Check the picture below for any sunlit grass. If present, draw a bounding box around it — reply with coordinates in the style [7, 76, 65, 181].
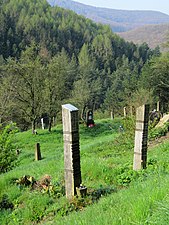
[0, 118, 169, 224]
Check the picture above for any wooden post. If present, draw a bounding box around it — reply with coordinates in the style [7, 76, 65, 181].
[133, 104, 149, 170]
[35, 143, 41, 161]
[62, 104, 82, 199]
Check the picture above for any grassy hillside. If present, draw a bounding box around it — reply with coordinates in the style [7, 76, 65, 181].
[48, 0, 169, 32]
[0, 118, 169, 224]
[119, 23, 169, 51]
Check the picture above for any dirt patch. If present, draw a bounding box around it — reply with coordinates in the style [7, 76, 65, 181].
[148, 132, 169, 149]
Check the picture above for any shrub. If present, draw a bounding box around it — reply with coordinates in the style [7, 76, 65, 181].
[112, 116, 135, 152]
[0, 123, 18, 173]
[149, 122, 169, 140]
[0, 194, 14, 210]
[15, 175, 65, 197]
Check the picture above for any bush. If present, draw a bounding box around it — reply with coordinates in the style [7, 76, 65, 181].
[116, 168, 145, 186]
[0, 123, 18, 173]
[149, 122, 169, 140]
[0, 194, 14, 210]
[112, 116, 135, 152]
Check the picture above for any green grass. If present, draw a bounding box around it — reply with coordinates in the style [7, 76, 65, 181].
[49, 173, 169, 225]
[0, 117, 169, 224]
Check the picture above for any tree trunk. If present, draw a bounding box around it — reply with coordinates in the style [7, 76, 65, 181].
[48, 117, 52, 132]
[81, 105, 87, 122]
[32, 120, 36, 134]
[124, 107, 127, 117]
[111, 110, 114, 119]
[53, 117, 56, 126]
[130, 106, 133, 116]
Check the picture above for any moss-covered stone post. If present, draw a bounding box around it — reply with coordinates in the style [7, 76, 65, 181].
[62, 104, 82, 199]
[133, 104, 149, 170]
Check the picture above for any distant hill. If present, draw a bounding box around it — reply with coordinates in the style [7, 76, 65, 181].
[47, 0, 169, 32]
[118, 24, 169, 51]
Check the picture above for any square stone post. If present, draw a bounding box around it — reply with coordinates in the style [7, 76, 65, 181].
[62, 104, 82, 199]
[41, 118, 45, 130]
[157, 101, 160, 112]
[133, 104, 149, 170]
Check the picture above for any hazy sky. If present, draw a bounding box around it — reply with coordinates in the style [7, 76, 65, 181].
[74, 0, 169, 15]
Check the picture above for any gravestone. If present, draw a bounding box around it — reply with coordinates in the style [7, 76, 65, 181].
[110, 110, 114, 120]
[35, 143, 41, 161]
[41, 118, 45, 130]
[157, 101, 160, 112]
[86, 110, 95, 127]
[62, 104, 82, 199]
[41, 114, 49, 129]
[124, 107, 127, 117]
[133, 104, 149, 170]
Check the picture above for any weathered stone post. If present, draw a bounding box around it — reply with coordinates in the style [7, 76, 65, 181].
[35, 143, 41, 161]
[41, 118, 45, 130]
[110, 111, 114, 120]
[133, 104, 149, 170]
[124, 107, 127, 117]
[62, 104, 82, 199]
[157, 101, 160, 112]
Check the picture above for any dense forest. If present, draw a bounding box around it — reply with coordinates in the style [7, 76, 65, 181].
[0, 0, 168, 132]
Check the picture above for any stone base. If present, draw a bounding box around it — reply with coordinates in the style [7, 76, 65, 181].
[76, 186, 87, 197]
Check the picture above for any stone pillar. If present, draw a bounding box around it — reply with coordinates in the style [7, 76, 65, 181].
[133, 104, 149, 170]
[62, 104, 82, 199]
[41, 118, 45, 130]
[157, 101, 160, 112]
[124, 107, 127, 117]
[35, 143, 41, 161]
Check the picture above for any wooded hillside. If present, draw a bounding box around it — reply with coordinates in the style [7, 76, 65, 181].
[48, 0, 169, 32]
[0, 0, 165, 131]
[48, 0, 169, 50]
[118, 24, 169, 51]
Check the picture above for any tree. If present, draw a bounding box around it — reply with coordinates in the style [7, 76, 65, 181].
[112, 57, 138, 109]
[104, 87, 121, 119]
[131, 88, 153, 109]
[140, 53, 169, 112]
[0, 123, 17, 173]
[91, 34, 115, 72]
[5, 45, 45, 133]
[44, 49, 77, 131]
[71, 44, 102, 117]
[0, 74, 15, 124]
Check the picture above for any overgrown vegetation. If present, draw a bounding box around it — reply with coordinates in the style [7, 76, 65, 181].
[149, 122, 169, 140]
[0, 123, 18, 173]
